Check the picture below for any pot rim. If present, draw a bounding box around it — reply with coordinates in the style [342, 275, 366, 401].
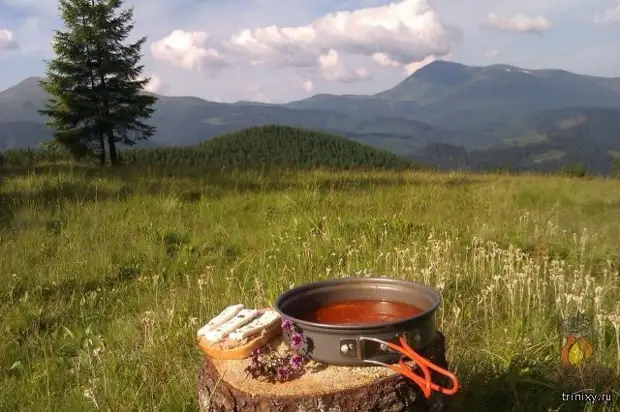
[273, 276, 441, 331]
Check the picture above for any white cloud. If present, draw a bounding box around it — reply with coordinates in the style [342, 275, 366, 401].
[371, 49, 453, 76]
[371, 52, 400, 67]
[226, 0, 457, 65]
[485, 49, 499, 59]
[0, 29, 19, 50]
[150, 0, 458, 84]
[594, 1, 620, 24]
[403, 54, 451, 75]
[302, 80, 314, 93]
[243, 85, 271, 102]
[317, 49, 370, 82]
[221, 0, 457, 74]
[150, 30, 226, 71]
[144, 74, 165, 93]
[483, 12, 551, 33]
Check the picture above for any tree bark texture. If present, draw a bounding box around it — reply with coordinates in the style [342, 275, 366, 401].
[197, 332, 450, 412]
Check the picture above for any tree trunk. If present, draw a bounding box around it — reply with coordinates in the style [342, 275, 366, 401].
[107, 130, 118, 166]
[197, 332, 450, 412]
[98, 132, 106, 166]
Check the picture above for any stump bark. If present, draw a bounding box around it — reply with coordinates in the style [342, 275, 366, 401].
[197, 332, 450, 412]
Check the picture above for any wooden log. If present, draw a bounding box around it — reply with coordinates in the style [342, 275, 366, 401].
[197, 331, 450, 412]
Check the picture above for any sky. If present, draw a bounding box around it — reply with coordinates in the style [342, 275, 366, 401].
[0, 0, 619, 103]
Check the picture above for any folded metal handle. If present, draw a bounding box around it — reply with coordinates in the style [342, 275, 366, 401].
[358, 336, 459, 399]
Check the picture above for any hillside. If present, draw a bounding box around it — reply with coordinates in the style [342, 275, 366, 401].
[1, 60, 620, 170]
[524, 107, 620, 148]
[3, 165, 619, 411]
[120, 125, 415, 170]
[409, 136, 618, 175]
[373, 61, 620, 138]
[0, 80, 450, 153]
[288, 62, 620, 147]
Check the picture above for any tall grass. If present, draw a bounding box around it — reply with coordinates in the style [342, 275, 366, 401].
[1, 165, 619, 411]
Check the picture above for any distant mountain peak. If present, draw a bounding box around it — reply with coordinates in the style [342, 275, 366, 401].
[400, 60, 473, 87]
[418, 59, 467, 70]
[0, 76, 46, 102]
[1, 76, 43, 93]
[21, 76, 44, 83]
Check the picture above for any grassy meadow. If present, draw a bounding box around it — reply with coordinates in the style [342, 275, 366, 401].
[1, 163, 620, 411]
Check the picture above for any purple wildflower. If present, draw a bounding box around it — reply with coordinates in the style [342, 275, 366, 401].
[251, 347, 265, 357]
[281, 319, 293, 331]
[289, 354, 304, 369]
[289, 332, 304, 349]
[276, 366, 290, 381]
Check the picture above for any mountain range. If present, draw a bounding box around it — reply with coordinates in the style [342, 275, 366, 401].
[1, 60, 620, 173]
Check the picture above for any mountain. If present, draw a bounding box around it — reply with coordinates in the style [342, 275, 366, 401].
[408, 107, 620, 174]
[1, 60, 619, 173]
[121, 125, 415, 171]
[0, 121, 53, 149]
[517, 107, 620, 147]
[409, 135, 618, 175]
[288, 61, 620, 146]
[0, 79, 452, 153]
[377, 61, 620, 131]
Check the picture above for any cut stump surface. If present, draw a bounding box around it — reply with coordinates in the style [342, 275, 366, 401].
[197, 331, 450, 412]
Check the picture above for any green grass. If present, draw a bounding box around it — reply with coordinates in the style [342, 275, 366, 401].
[1, 164, 620, 411]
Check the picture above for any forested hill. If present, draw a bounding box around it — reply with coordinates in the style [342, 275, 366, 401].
[119, 125, 415, 170]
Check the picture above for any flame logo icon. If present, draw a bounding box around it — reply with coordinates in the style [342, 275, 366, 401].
[558, 313, 593, 366]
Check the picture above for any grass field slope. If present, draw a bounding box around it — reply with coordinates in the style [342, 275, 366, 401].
[1, 160, 619, 411]
[120, 125, 416, 170]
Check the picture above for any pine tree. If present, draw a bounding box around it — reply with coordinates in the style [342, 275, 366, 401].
[39, 0, 157, 166]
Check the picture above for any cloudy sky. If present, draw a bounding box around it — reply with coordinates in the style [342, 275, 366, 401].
[0, 0, 619, 103]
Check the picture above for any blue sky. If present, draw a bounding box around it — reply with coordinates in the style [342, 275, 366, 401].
[0, 0, 619, 103]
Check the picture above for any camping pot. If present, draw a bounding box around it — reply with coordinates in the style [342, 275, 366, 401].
[274, 277, 440, 366]
[275, 277, 459, 399]
[273, 276, 459, 399]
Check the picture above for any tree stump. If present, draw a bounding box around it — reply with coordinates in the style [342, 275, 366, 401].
[197, 331, 450, 412]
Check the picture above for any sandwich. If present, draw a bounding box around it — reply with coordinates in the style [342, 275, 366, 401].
[197, 304, 282, 360]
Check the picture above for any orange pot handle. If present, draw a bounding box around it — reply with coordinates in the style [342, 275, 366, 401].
[358, 336, 459, 399]
[398, 336, 459, 396]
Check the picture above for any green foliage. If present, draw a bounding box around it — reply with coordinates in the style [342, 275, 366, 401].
[562, 163, 588, 178]
[37, 139, 70, 156]
[39, 0, 157, 166]
[120, 125, 416, 171]
[2, 126, 416, 171]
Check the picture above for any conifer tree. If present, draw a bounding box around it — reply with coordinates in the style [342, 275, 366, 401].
[40, 0, 157, 165]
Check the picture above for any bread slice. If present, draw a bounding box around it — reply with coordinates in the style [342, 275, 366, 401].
[197, 308, 282, 360]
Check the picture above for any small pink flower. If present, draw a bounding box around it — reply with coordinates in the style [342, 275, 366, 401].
[290, 332, 304, 349]
[251, 346, 266, 357]
[281, 319, 293, 331]
[276, 366, 290, 381]
[289, 354, 304, 369]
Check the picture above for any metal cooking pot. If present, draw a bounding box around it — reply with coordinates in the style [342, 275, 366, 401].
[273, 276, 459, 399]
[274, 276, 439, 366]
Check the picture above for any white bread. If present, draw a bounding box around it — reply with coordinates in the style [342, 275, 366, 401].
[196, 304, 244, 337]
[197, 308, 282, 360]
